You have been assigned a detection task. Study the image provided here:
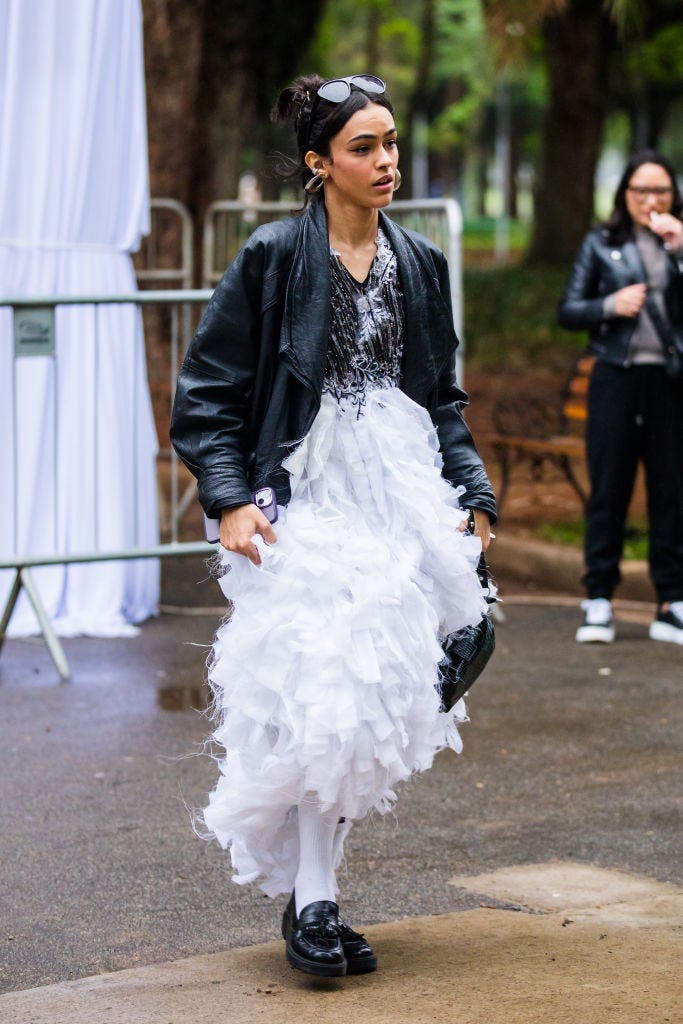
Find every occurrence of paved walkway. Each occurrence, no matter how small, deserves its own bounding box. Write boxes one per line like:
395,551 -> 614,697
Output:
3,863 -> 681,1023
1,555 -> 681,1021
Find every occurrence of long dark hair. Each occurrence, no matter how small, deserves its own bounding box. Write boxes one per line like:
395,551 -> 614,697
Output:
604,149 -> 683,246
270,74 -> 394,199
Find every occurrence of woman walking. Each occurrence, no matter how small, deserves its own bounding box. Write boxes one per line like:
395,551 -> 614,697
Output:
559,149 -> 683,645
171,74 -> 496,977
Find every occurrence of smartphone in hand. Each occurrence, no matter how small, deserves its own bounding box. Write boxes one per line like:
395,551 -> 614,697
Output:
251,486 -> 279,524
203,486 -> 278,544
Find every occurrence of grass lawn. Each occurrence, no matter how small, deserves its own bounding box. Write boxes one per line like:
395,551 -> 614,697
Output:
535,519 -> 649,560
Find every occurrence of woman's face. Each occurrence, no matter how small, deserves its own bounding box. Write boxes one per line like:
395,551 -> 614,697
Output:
624,161 -> 674,228
315,103 -> 399,210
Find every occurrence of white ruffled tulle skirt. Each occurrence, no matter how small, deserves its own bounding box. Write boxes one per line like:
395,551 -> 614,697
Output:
203,387 -> 487,896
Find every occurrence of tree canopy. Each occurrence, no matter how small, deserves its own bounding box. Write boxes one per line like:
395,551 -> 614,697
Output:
142,0 -> 683,264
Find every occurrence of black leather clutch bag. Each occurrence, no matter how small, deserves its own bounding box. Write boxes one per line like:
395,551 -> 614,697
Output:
437,554 -> 496,712
437,614 -> 495,711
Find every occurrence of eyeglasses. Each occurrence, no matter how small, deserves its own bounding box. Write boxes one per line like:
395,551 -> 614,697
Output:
317,75 -> 386,103
626,185 -> 673,199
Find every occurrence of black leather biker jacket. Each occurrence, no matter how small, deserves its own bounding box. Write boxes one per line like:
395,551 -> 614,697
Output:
170,199 -> 496,523
558,226 -> 683,366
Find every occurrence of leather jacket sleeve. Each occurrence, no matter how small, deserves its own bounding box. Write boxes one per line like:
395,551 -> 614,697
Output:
431,254 -> 498,524
170,244 -> 263,517
558,231 -> 607,332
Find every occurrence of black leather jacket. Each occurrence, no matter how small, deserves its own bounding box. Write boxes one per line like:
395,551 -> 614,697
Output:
558,226 -> 683,366
170,200 -> 496,523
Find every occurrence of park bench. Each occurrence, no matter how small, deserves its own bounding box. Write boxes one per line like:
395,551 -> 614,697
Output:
479,354 -> 595,514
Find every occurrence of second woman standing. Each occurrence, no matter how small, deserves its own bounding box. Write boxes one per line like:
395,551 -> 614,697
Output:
559,149 -> 683,645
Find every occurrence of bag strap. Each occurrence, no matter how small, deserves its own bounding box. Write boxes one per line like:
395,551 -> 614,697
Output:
634,239 -> 681,354
476,553 -> 497,605
644,290 -> 680,353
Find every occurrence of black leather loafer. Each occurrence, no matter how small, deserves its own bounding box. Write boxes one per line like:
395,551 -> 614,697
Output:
282,898 -> 346,977
337,914 -> 378,974
283,896 -> 376,974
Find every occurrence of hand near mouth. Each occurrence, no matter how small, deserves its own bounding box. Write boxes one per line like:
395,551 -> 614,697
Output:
649,210 -> 683,251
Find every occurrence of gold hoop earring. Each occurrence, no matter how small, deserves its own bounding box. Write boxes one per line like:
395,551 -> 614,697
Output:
305,171 -> 325,194
393,169 -> 402,192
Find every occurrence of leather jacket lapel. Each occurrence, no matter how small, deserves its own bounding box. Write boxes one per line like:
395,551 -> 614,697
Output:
279,200 -> 331,396
620,239 -> 646,282
380,213 -> 455,404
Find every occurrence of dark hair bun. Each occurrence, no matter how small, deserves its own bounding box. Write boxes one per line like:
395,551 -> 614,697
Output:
270,74 -> 324,130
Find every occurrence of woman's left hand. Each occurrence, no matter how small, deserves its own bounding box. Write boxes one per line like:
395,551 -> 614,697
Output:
458,508 -> 492,551
649,211 -> 683,251
472,509 -> 492,551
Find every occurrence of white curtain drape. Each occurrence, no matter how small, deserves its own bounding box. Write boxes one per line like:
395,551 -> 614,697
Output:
0,0 -> 159,637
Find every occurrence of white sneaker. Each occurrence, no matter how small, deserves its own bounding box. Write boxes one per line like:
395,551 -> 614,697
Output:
649,601 -> 683,645
576,598 -> 615,643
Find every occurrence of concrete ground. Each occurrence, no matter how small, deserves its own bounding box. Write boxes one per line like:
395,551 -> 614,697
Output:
1,552 -> 681,1021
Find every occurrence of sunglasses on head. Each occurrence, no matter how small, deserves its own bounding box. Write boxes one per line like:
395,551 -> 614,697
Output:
317,74 -> 386,103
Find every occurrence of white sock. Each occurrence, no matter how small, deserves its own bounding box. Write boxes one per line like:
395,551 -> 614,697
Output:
294,799 -> 339,916
332,816 -> 349,867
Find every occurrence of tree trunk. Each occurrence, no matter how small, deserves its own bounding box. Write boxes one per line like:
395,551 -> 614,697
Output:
366,1 -> 382,71
476,149 -> 488,218
642,86 -> 672,150
527,0 -> 615,265
509,122 -> 520,221
404,0 -> 436,198
142,0 -> 323,274
142,0 -> 207,209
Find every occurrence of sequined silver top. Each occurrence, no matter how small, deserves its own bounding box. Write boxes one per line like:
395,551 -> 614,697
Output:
324,228 -> 405,410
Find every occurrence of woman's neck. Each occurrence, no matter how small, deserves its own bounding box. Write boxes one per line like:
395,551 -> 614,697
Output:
324,195 -> 380,249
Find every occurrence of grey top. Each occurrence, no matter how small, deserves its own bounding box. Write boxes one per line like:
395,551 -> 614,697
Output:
324,227 -> 405,411
602,226 -> 667,365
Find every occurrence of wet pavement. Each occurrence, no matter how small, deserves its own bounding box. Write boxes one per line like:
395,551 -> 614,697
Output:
1,554 -> 681,1012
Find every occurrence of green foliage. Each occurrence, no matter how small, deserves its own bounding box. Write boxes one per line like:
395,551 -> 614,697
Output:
379,16 -> 422,62
463,217 -> 529,248
435,0 -> 490,73
307,0 -> 496,159
536,519 -> 648,559
626,23 -> 683,82
604,0 -> 645,35
303,0 -> 683,237
536,520 -> 587,548
308,2 -> 419,86
429,0 -> 495,149
462,261 -> 585,369
305,0 -> 426,138
430,94 -> 484,151
623,524 -> 649,561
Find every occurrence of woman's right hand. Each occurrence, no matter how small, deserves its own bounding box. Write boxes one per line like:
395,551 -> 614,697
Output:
613,283 -> 647,318
219,504 -> 278,565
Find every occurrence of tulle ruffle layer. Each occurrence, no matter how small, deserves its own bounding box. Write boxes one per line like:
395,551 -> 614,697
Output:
203,388 -> 486,895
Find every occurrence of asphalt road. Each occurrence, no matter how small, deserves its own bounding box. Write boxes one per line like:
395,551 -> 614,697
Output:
1,556 -> 681,997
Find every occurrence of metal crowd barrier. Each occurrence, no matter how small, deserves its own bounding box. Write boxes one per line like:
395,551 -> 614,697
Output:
135,200 -> 198,531
136,198 -> 194,289
0,290 -> 212,679
2,200 -> 466,679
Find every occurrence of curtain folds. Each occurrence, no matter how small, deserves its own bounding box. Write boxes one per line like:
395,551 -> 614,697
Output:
0,0 -> 159,637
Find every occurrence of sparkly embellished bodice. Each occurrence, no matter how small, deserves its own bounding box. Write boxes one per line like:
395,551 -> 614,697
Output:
323,228 -> 405,411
